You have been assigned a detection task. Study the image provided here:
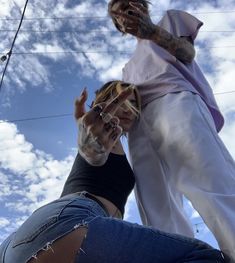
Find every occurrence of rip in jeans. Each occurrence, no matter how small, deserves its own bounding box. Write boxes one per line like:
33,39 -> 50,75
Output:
27,221 -> 88,263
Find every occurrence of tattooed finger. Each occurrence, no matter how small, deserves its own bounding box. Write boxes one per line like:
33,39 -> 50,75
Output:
129,2 -> 147,13
103,87 -> 133,115
92,104 -> 103,114
104,122 -> 112,132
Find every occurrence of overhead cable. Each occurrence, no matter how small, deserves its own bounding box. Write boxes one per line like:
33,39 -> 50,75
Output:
0,44 -> 235,58
0,89 -> 235,124
0,0 -> 29,93
0,29 -> 235,34
1,10 -> 235,21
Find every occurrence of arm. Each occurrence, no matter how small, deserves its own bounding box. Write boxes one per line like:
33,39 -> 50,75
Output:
112,3 -> 195,63
74,89 -> 108,166
149,27 -> 195,63
75,87 -> 132,166
77,118 -> 109,166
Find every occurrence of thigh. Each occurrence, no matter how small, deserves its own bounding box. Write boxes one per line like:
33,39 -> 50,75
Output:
76,217 -> 224,263
28,227 -> 87,263
3,195 -> 101,263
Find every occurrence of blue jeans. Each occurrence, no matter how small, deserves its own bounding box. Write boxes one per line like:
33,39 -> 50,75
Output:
0,192 -> 225,263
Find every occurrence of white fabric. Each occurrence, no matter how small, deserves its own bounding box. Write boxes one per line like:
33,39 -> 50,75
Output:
122,10 -> 224,132
128,92 -> 235,261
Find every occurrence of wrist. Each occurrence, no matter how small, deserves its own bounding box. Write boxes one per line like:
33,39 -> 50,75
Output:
146,24 -> 158,41
149,25 -> 158,41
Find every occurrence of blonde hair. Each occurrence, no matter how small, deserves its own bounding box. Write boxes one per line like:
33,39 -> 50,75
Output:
93,81 -> 141,117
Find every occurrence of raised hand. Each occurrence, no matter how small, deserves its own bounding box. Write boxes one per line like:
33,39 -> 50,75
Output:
75,87 -> 133,165
81,88 -> 133,150
111,1 -> 156,39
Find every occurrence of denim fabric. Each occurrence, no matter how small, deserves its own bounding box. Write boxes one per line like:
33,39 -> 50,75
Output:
76,216 -> 225,263
0,192 -> 225,263
0,192 -> 107,263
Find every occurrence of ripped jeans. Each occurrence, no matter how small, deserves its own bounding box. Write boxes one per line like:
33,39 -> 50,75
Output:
0,192 -> 225,263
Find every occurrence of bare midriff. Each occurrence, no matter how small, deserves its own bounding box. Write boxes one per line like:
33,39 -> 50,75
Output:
90,193 -> 123,219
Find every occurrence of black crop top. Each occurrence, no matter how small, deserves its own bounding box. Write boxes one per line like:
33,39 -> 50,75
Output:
61,152 -> 135,216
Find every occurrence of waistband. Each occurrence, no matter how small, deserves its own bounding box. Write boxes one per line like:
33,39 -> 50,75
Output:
76,191 -> 110,217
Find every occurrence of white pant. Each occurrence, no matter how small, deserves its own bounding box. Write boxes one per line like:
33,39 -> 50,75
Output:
128,91 -> 235,262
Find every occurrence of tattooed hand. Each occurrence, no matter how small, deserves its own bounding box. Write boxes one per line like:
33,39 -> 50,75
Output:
74,87 -> 133,166
112,1 -> 156,40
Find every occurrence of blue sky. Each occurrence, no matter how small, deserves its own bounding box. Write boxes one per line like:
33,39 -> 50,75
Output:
0,0 -> 235,248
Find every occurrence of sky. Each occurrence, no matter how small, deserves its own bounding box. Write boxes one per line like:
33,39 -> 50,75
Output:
0,0 -> 235,249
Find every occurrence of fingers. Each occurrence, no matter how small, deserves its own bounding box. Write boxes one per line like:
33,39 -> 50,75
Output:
124,27 -> 138,36
129,2 -> 148,14
79,86 -> 133,152
82,86 -> 132,127
87,115 -> 122,150
112,10 -> 139,22
111,7 -> 145,36
108,125 -> 122,145
74,88 -> 88,120
102,86 -> 134,115
82,102 -> 105,128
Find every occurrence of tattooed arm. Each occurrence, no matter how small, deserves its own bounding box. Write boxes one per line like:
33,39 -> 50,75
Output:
112,3 -> 195,63
150,27 -> 195,63
75,87 -> 131,166
77,119 -> 109,166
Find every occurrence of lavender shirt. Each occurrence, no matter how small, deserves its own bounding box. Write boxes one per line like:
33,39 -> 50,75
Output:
122,10 -> 224,132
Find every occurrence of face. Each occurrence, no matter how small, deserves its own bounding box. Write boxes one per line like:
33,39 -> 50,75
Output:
113,85 -> 138,132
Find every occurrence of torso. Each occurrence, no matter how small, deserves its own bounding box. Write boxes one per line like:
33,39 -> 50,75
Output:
91,140 -> 123,219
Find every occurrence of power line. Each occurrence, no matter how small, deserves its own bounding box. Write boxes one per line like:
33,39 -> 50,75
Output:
214,90 -> 235,95
0,29 -> 117,33
0,29 -> 234,34
0,45 -> 234,57
0,90 -> 234,124
0,0 -> 29,93
0,15 -> 111,21
0,113 -> 73,124
192,10 -> 235,14
1,10 -> 235,21
0,50 -> 131,55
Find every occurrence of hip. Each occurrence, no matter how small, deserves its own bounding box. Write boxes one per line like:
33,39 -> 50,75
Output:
0,192 -> 109,263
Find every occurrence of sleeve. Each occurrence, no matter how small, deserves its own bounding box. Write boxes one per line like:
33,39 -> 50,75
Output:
157,9 -> 203,41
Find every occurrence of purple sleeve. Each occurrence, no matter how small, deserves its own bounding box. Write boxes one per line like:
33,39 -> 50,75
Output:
157,9 -> 203,41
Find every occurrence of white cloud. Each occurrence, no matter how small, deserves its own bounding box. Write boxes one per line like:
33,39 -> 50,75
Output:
0,121 -> 75,218
0,217 -> 10,228
1,0 -> 233,106
32,42 -> 67,61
